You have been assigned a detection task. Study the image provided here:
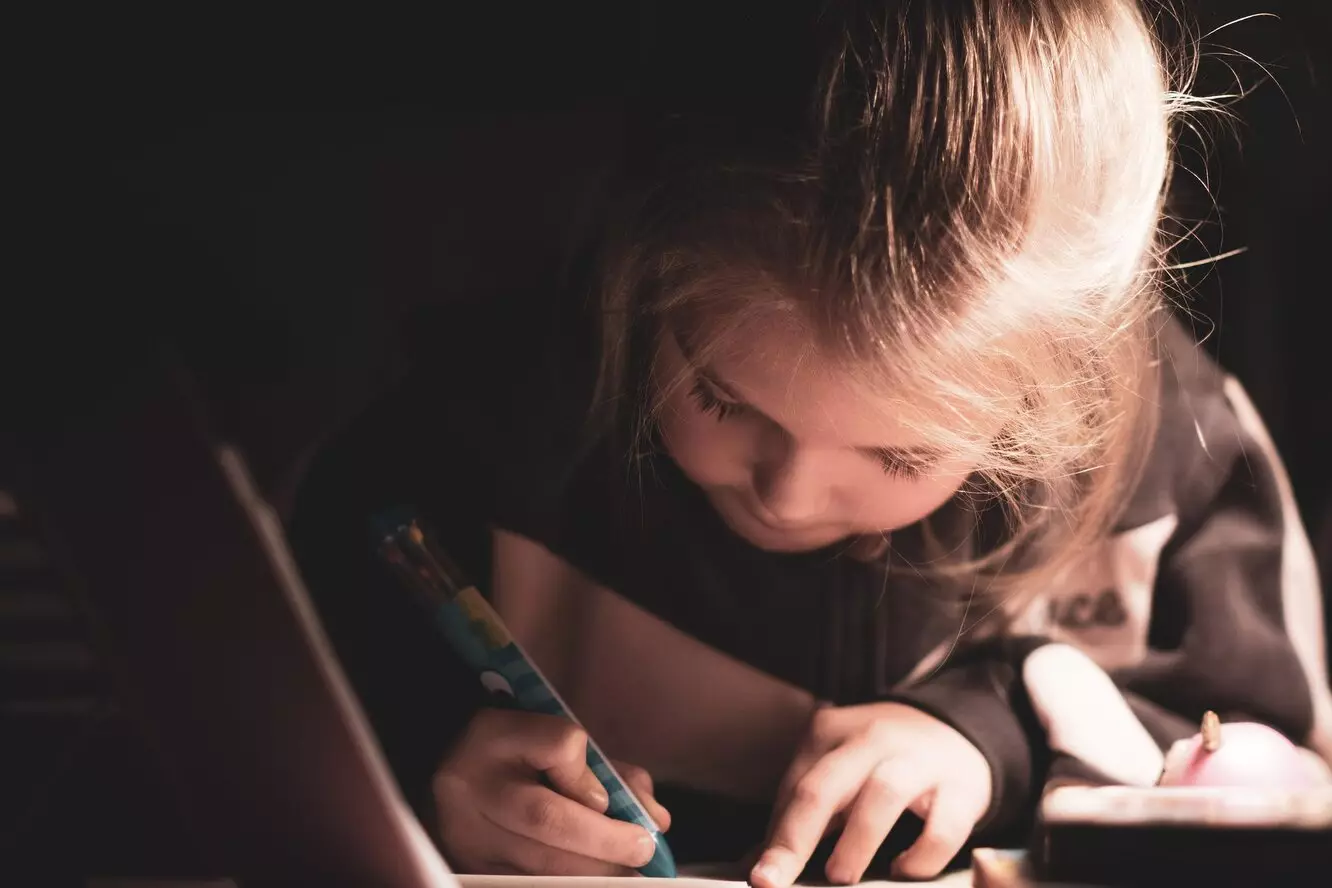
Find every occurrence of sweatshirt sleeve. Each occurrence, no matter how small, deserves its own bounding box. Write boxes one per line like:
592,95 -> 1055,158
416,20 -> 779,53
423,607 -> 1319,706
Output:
884,635 -> 1054,841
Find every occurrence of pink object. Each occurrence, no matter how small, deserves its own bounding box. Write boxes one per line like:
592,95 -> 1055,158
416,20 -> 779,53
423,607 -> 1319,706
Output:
1158,712 -> 1316,789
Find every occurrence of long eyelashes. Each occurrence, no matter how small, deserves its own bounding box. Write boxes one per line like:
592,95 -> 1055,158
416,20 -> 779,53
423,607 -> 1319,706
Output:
873,451 -> 924,481
689,377 -> 746,421
687,375 -> 927,481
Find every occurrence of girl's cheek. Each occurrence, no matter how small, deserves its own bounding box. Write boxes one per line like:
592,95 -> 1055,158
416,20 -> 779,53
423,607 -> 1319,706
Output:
850,467 -> 972,529
660,412 -> 750,487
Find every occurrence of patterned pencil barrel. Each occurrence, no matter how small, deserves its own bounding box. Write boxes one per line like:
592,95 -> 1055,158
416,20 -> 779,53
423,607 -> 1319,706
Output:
371,507 -> 678,878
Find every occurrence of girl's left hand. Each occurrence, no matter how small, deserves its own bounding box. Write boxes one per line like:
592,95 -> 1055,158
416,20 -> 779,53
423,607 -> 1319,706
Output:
751,702 -> 992,886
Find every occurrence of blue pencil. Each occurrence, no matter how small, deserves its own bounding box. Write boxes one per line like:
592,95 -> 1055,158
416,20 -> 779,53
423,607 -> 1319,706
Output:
371,505 -> 677,878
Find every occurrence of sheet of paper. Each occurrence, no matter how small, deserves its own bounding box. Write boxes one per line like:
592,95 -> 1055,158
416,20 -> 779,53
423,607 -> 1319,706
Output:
457,869 -> 975,887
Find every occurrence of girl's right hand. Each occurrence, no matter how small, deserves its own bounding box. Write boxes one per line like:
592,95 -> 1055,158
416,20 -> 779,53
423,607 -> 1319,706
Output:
433,708 -> 672,876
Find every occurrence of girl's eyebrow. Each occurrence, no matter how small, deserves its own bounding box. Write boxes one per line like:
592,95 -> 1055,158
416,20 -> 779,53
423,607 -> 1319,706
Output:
692,359 -> 945,467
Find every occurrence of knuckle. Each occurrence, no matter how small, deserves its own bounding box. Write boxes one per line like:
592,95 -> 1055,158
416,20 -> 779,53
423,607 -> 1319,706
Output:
867,760 -> 911,796
555,722 -> 589,757
809,708 -> 838,743
522,794 -> 567,839
431,768 -> 467,805
865,768 -> 897,795
616,761 -> 647,783
865,717 -> 896,744
789,779 -> 829,813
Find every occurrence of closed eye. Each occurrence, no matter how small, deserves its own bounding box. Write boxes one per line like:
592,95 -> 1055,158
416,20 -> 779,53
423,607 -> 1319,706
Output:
689,377 -> 748,421
866,448 -> 937,481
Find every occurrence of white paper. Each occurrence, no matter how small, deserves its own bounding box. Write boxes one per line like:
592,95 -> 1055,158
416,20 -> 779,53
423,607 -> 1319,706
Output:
457,868 -> 975,887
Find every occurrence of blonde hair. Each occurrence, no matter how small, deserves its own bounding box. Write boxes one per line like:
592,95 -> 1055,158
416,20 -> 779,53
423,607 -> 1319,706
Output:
590,0 -> 1202,602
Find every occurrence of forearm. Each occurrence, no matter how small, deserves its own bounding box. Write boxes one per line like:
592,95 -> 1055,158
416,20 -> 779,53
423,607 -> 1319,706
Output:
494,529 -> 819,801
548,586 -> 819,801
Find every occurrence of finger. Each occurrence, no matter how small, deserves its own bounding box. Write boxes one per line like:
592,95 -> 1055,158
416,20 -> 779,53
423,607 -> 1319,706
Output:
771,709 -> 835,816
490,781 -> 658,869
823,758 -> 933,885
544,743 -> 611,815
768,704 -> 835,817
892,786 -> 982,879
770,747 -> 822,828
751,735 -> 884,888
613,759 -> 672,832
493,831 -> 640,878
477,711 -> 607,812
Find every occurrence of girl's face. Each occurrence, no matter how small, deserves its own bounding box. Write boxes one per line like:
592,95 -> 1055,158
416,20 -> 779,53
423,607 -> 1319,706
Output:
654,317 -> 978,553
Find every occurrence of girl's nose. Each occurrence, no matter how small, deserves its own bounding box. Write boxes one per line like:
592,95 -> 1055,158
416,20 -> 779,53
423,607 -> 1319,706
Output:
752,444 -> 832,525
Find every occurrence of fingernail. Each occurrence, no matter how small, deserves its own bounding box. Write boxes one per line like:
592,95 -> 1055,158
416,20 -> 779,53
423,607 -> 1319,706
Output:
590,787 -> 609,809
751,859 -> 784,887
635,832 -> 656,866
825,863 -> 854,885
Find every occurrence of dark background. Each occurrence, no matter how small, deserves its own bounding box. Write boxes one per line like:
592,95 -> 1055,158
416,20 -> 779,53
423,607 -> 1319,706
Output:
8,1 -> 1331,882
85,2 -> 1332,533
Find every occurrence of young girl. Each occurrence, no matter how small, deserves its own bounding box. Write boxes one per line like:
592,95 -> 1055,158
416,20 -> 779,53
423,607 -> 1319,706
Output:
290,0 -> 1332,884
